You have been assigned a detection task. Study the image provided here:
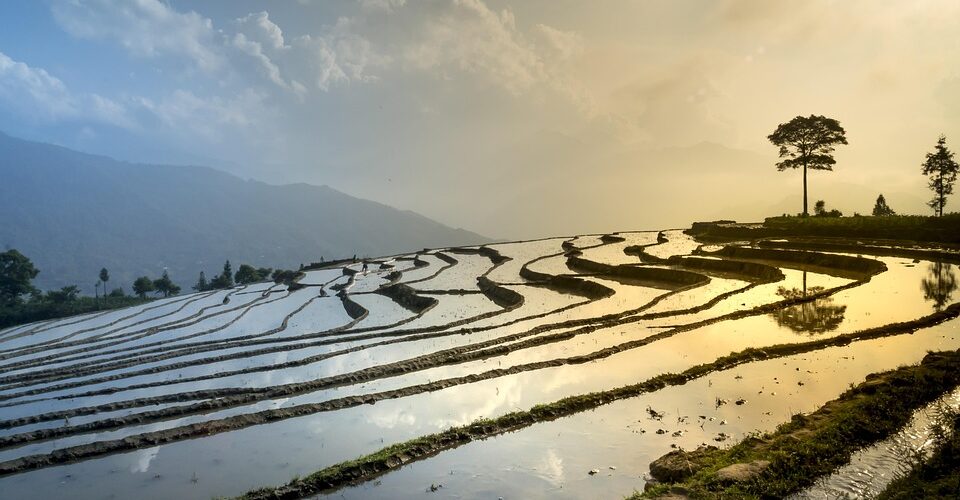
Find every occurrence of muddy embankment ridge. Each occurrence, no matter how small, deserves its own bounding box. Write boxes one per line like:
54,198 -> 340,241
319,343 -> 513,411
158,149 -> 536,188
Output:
374,283 -> 438,314
700,245 -> 888,279
566,256 -> 711,290
640,347 -> 960,499
0,261 -> 893,472
228,303 -> 960,500
686,218 -> 960,244
755,239 -> 960,264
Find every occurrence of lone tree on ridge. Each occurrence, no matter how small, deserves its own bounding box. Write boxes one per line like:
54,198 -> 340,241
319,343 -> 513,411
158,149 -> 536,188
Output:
768,115 -> 848,216
921,135 -> 959,217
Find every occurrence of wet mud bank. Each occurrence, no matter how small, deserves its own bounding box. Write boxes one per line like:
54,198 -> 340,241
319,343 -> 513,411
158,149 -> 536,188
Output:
518,263 -> 615,299
665,256 -> 785,283
566,256 -> 710,290
476,277 -> 524,309
374,284 -> 438,313
702,246 -> 887,279
756,239 -> 960,264
639,346 -> 960,499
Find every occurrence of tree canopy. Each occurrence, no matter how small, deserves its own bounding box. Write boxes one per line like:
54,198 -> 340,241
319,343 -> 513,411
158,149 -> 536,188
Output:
132,276 -> 155,299
872,194 -> 896,216
921,136 -> 959,217
0,249 -> 40,307
234,264 -> 263,285
768,115 -> 848,216
153,270 -> 181,298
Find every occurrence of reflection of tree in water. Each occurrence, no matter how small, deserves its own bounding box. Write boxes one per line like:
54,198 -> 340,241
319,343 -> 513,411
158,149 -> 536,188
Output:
771,272 -> 847,334
922,262 -> 958,312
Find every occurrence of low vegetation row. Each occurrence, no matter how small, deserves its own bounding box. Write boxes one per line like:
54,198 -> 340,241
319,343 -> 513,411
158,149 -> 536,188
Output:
0,249 -> 302,329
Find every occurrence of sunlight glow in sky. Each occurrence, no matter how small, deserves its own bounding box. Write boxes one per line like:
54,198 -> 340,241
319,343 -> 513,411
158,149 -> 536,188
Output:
1,0 -> 958,237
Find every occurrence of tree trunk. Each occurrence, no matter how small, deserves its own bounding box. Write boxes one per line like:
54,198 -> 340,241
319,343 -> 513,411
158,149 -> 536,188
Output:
802,163 -> 808,216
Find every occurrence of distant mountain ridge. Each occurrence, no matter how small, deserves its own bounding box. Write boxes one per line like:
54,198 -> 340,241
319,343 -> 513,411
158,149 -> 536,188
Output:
0,132 -> 492,292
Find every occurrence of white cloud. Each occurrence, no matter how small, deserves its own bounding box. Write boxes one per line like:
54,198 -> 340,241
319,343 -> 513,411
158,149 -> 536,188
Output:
231,32 -> 306,96
405,0 -> 545,95
533,24 -> 583,61
51,0 -> 224,72
0,51 -> 134,128
234,11 -> 287,50
294,17 -> 388,91
358,0 -> 407,13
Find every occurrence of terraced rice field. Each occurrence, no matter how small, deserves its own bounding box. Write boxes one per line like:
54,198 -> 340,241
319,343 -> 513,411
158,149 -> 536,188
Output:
0,229 -> 957,499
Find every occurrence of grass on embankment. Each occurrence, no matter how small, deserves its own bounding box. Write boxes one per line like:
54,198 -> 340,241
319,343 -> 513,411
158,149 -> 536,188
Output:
0,296 -> 153,329
876,409 -> 960,499
636,349 -> 960,499
688,214 -> 960,244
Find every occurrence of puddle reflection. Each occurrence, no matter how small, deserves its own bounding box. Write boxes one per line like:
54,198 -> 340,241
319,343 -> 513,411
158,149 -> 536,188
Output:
770,272 -> 847,334
921,262 -> 958,312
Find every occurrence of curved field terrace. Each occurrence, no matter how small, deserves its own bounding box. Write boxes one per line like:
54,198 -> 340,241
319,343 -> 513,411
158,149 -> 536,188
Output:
0,229 -> 957,499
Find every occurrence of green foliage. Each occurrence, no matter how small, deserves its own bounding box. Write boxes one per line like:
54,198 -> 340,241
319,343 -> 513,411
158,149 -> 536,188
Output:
762,214 -> 960,243
877,407 -> 960,499
208,260 -> 235,289
872,194 -> 896,216
234,264 -> 265,285
271,269 -> 299,284
99,267 -> 109,286
108,287 -> 125,298
44,285 -> 80,304
132,276 -> 155,298
0,249 -> 40,307
152,270 -> 181,298
768,115 -> 848,216
0,294 -> 150,329
193,271 -> 209,292
921,135 -> 959,217
813,200 -> 842,218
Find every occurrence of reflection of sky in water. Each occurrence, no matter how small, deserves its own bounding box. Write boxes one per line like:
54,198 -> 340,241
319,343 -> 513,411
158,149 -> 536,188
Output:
0,238 -> 958,500
130,446 -> 160,474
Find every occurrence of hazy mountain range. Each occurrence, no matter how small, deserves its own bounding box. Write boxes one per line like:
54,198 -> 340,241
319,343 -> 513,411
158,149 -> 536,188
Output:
0,132 -> 491,292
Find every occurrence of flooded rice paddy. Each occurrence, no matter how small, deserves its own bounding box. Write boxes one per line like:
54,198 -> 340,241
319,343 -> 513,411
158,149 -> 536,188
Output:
0,229 -> 957,499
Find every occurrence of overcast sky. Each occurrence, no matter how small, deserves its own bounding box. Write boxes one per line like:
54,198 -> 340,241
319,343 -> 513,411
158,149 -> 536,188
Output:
1,1 -> 958,238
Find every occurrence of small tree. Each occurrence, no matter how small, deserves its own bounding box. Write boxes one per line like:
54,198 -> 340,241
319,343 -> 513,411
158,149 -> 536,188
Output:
153,270 -> 181,298
99,268 -> 109,295
0,249 -> 39,307
921,135 -> 959,217
768,115 -> 848,216
872,194 -> 896,216
813,200 -> 842,218
193,271 -> 208,292
209,260 -> 234,289
132,276 -> 155,299
814,200 -> 826,216
46,285 -> 80,304
108,288 -> 125,297
234,264 -> 261,285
